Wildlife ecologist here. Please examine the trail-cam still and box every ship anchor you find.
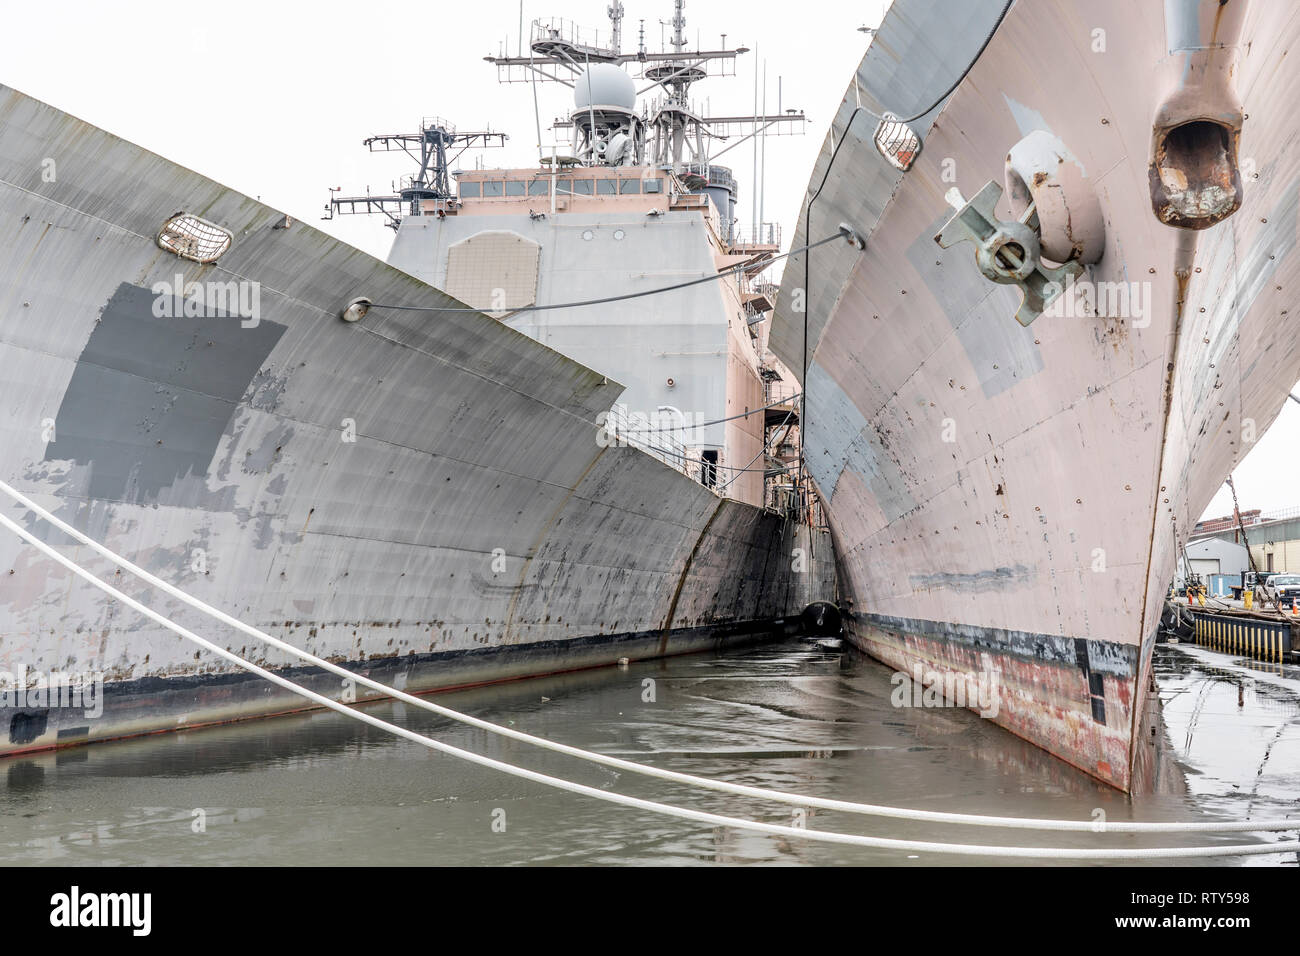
[934,131,1105,327]
[934,181,1081,327]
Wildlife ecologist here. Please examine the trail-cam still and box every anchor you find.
[934,180,1082,327]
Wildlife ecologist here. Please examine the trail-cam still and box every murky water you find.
[1,637,1296,866]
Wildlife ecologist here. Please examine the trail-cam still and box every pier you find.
[1189,610,1295,664]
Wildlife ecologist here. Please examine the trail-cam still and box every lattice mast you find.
[484,1,806,172]
[324,118,507,230]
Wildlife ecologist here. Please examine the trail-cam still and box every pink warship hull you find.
[771,0,1300,789]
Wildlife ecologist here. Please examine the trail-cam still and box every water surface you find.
[1,638,1296,865]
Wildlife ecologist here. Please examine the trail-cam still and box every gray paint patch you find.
[1003,95,1052,139]
[44,282,285,502]
[806,362,917,520]
[909,564,1034,592]
[999,94,1093,177]
[244,424,294,474]
[1236,179,1298,321]
[1201,177,1297,384]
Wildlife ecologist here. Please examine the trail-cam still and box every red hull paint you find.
[849,620,1136,790]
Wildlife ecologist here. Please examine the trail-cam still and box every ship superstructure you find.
[331,2,812,512]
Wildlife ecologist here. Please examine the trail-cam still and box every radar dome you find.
[574,64,636,112]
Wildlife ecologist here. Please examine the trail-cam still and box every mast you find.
[484,1,807,179]
[608,2,624,52]
[322,119,507,230]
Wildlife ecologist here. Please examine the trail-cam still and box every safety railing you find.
[732,223,782,247]
[602,403,695,478]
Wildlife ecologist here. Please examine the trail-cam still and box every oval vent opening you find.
[157,213,233,263]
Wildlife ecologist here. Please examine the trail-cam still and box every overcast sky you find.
[4,0,1294,521]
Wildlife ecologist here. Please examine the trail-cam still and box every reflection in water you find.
[0,639,1296,866]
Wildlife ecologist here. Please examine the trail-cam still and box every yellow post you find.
[1197,587,1206,607]
[1243,589,1254,611]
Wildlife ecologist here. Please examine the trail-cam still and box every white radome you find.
[574,64,636,111]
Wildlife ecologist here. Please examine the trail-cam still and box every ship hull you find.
[772,0,1300,789]
[0,85,833,755]
[1,619,784,756]
[847,615,1137,785]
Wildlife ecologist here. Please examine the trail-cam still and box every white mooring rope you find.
[2,480,1295,836]
[1,491,1297,858]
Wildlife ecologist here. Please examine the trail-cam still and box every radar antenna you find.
[484,1,806,172]
[323,118,507,230]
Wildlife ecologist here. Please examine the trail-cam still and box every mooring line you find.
[3,478,1298,839]
[7,507,1300,859]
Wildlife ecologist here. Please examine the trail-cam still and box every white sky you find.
[4,0,1294,521]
